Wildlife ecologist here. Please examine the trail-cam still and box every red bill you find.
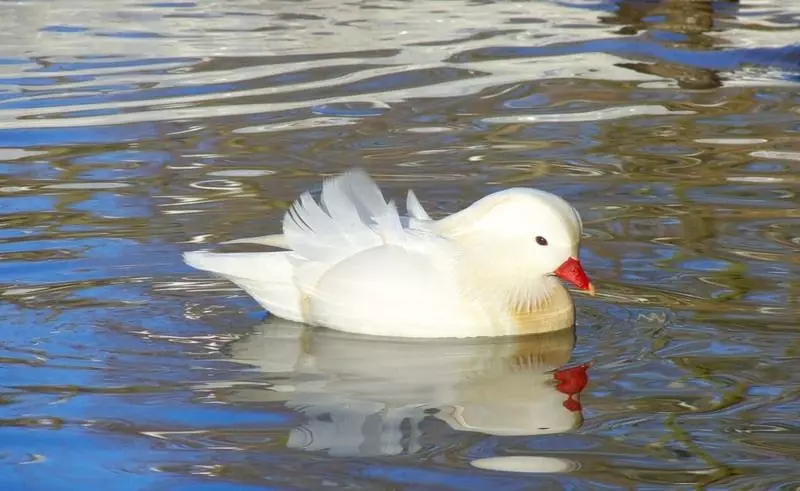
[554,257,595,296]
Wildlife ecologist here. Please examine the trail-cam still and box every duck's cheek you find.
[553,257,594,295]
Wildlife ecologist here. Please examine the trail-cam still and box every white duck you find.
[184,169,594,338]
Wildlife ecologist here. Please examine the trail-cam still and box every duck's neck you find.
[455,254,574,318]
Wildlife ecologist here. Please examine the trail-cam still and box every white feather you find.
[283,169,407,265]
[183,250,304,322]
[406,189,430,221]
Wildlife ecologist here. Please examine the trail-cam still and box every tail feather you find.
[183,250,304,322]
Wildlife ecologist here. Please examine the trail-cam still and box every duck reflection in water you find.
[216,318,589,462]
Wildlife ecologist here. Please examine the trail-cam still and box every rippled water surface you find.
[2,0,799,489]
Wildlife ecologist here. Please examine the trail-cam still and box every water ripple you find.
[1,0,800,489]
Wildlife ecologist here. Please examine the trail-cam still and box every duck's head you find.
[436,187,593,298]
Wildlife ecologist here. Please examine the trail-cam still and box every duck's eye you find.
[536,236,548,246]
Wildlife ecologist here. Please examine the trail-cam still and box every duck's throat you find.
[460,265,571,317]
[505,275,569,315]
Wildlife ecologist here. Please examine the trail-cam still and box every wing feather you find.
[339,168,391,222]
[320,172,368,240]
[406,189,431,221]
[283,169,430,265]
[374,199,405,243]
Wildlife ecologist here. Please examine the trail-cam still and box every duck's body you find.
[184,169,593,338]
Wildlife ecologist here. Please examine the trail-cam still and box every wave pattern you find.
[0,0,798,489]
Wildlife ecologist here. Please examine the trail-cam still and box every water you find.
[1,0,798,489]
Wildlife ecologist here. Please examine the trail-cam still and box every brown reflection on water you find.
[601,0,739,89]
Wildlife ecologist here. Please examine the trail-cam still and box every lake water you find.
[1,0,798,489]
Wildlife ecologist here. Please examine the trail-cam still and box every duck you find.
[183,169,594,338]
